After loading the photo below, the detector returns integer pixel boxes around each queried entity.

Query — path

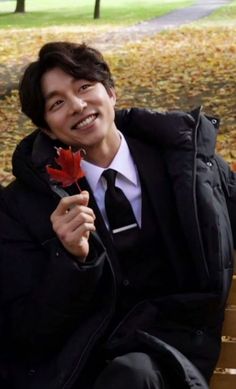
[0,0,231,98]
[93,0,231,50]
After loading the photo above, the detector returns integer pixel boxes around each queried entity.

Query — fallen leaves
[0,24,235,185]
[107,26,236,165]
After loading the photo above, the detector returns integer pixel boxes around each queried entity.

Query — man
[0,42,234,389]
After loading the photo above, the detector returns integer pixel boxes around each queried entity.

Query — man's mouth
[71,114,98,130]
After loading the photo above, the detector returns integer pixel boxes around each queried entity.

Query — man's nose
[69,96,87,114]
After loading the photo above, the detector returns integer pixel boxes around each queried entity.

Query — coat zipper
[192,106,209,284]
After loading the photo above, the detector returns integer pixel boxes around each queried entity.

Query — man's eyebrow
[44,79,79,102]
[44,91,60,102]
[44,79,90,102]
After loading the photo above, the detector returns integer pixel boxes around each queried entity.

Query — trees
[13,0,100,19]
[15,0,25,13]
[94,0,101,19]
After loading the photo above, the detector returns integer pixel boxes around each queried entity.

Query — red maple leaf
[46,147,85,189]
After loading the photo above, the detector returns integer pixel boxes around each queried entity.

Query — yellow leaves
[217,129,236,170]
[0,25,116,65]
[108,26,236,114]
[107,26,236,167]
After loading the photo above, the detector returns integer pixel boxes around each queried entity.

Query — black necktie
[102,169,139,251]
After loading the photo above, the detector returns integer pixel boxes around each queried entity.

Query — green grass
[196,0,236,25]
[0,0,193,29]
[209,0,236,20]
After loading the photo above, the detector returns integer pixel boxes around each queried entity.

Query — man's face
[41,67,118,156]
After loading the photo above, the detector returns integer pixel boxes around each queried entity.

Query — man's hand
[50,191,96,261]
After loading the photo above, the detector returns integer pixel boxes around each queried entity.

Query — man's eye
[50,100,63,110]
[80,83,92,91]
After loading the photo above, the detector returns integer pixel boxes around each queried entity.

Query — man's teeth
[76,115,96,129]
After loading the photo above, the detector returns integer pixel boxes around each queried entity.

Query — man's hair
[19,41,115,129]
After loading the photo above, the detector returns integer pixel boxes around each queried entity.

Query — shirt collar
[81,132,138,192]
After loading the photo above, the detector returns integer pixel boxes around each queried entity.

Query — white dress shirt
[81,132,142,229]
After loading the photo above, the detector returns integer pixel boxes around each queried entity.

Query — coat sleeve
[0,195,106,354]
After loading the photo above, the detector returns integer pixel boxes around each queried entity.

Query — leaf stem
[75,181,82,193]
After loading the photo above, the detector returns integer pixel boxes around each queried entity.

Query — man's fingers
[79,190,89,206]
[62,212,95,234]
[53,192,89,216]
[53,209,95,241]
[60,222,96,246]
[50,192,95,228]
[50,191,96,258]
[63,205,95,222]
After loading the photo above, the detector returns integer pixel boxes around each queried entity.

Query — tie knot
[102,169,117,187]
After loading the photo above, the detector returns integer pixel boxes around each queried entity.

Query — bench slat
[210,275,236,388]
[216,341,236,368]
[221,307,236,337]
[210,372,236,389]
[227,275,236,305]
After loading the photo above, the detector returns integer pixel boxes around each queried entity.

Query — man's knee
[94,352,165,389]
[113,352,158,382]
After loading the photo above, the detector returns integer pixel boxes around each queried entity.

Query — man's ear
[108,87,116,106]
[41,128,57,140]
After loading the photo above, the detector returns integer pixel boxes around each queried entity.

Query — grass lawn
[195,0,236,25]
[0,0,193,28]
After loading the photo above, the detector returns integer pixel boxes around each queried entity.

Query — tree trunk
[94,0,101,19]
[15,0,25,13]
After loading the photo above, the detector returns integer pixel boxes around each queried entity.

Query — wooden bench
[210,274,236,389]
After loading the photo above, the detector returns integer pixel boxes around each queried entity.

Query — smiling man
[42,67,119,167]
[0,42,234,389]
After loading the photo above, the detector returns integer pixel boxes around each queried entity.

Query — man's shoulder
[0,178,50,220]
[115,107,195,148]
[115,107,194,128]
[0,179,30,217]
[115,107,219,151]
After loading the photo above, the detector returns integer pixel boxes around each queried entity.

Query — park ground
[0,0,236,185]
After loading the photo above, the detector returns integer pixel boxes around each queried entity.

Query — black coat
[0,107,234,389]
